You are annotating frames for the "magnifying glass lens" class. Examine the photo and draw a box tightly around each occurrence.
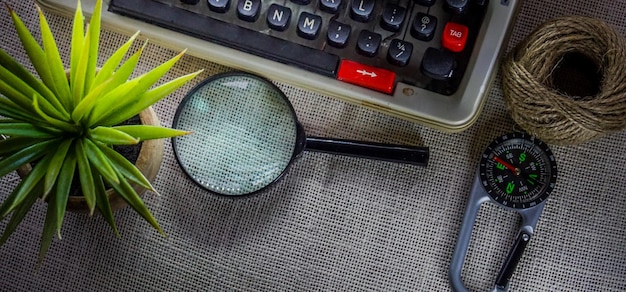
[173,75,297,196]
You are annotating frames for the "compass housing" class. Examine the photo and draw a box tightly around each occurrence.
[478,132,558,209]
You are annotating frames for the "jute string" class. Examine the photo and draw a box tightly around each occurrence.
[502,16,626,145]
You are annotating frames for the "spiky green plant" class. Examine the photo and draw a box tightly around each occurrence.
[0,0,202,262]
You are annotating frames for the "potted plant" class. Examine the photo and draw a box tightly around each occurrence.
[0,0,202,262]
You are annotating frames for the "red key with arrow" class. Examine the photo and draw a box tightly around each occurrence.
[337,60,396,94]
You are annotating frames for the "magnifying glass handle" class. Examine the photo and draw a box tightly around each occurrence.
[305,136,429,166]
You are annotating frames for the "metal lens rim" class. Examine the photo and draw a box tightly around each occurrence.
[171,71,302,197]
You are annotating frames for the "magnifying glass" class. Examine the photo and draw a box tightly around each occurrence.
[172,72,429,196]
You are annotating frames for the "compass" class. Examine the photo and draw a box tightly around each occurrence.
[479,133,557,209]
[450,132,558,292]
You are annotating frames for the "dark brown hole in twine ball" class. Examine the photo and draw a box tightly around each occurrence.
[501,16,626,145]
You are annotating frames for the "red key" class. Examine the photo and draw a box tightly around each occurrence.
[337,60,396,94]
[442,22,469,53]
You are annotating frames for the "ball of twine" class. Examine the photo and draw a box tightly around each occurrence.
[502,16,626,145]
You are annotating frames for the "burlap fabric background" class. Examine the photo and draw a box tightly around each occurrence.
[1,0,624,290]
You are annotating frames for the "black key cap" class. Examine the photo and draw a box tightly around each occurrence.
[421,47,456,80]
[267,4,291,31]
[237,0,261,22]
[380,4,406,32]
[350,0,375,22]
[327,21,351,48]
[208,0,230,13]
[180,0,199,4]
[297,12,322,40]
[414,0,435,6]
[320,0,342,13]
[357,30,381,57]
[411,13,437,41]
[109,0,340,76]
[291,0,311,4]
[444,0,468,14]
[388,39,413,66]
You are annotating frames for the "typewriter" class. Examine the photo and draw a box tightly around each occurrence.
[37,0,520,131]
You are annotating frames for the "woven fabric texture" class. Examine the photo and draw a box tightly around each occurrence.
[1,0,625,291]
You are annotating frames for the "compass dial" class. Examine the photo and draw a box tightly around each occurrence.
[479,132,557,209]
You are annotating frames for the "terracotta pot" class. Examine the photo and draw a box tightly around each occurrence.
[16,107,164,213]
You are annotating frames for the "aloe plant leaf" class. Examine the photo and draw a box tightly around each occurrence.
[93,172,119,237]
[83,138,119,185]
[33,95,79,133]
[0,153,50,218]
[54,150,76,238]
[38,188,60,265]
[114,125,191,141]
[0,122,59,138]
[70,0,84,90]
[0,73,69,122]
[7,6,67,110]
[72,28,91,106]
[71,77,112,122]
[84,0,102,92]
[104,169,164,236]
[92,31,140,89]
[0,138,58,178]
[0,49,60,109]
[75,138,96,215]
[86,78,141,125]
[94,141,154,192]
[88,126,140,145]
[91,50,189,123]
[93,40,147,102]
[0,180,42,247]
[0,96,40,122]
[42,139,73,199]
[36,5,72,111]
[99,69,202,126]
[0,136,47,157]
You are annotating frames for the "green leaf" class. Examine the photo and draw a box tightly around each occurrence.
[0,180,42,247]
[37,5,72,112]
[91,50,189,125]
[54,150,76,238]
[114,125,191,141]
[88,126,140,145]
[42,139,73,199]
[104,169,164,236]
[72,28,91,106]
[0,49,60,110]
[71,77,112,122]
[39,188,60,265]
[86,78,141,125]
[0,71,69,121]
[0,138,58,178]
[0,153,50,218]
[84,0,102,92]
[83,138,119,185]
[75,138,96,215]
[0,136,47,157]
[99,69,203,126]
[8,6,67,110]
[33,95,80,133]
[91,31,140,90]
[93,173,119,237]
[105,39,146,86]
[70,0,84,91]
[0,122,59,138]
[0,96,40,123]
[95,141,154,191]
